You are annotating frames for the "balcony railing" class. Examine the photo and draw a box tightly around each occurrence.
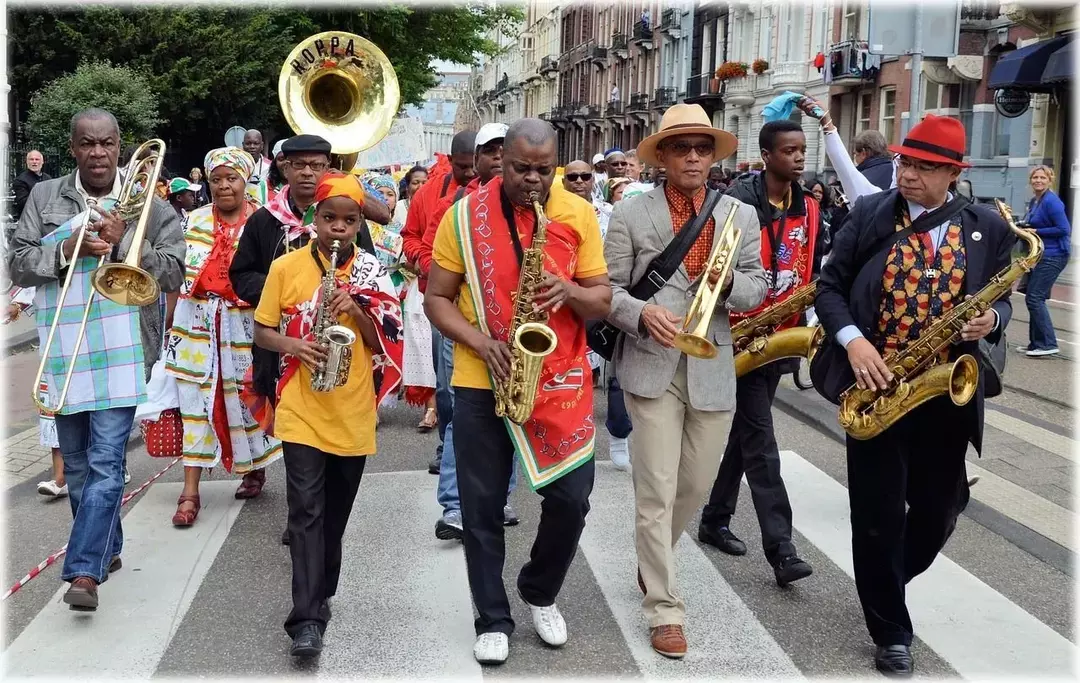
[724,76,756,107]
[606,100,625,117]
[661,8,679,29]
[769,61,808,92]
[589,45,609,62]
[569,101,588,117]
[550,106,568,121]
[828,41,877,84]
[611,32,629,54]
[627,93,650,112]
[540,55,558,73]
[652,87,677,109]
[685,73,721,99]
[632,19,653,42]
[586,104,603,119]
[961,0,1000,21]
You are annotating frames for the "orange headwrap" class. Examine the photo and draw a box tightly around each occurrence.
[314,171,366,209]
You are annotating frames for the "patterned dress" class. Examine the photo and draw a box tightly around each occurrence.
[165,204,282,472]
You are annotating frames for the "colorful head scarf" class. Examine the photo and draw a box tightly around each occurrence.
[314,171,367,209]
[362,172,398,200]
[204,147,256,181]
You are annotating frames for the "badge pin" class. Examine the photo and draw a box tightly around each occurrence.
[972,231,983,242]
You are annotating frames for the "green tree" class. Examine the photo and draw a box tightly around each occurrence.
[9,5,522,172]
[26,61,163,153]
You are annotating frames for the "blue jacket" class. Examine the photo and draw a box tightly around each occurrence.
[856,155,894,191]
[1025,190,1071,258]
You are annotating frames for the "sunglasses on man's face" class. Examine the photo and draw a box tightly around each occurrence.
[662,141,716,157]
[565,172,593,182]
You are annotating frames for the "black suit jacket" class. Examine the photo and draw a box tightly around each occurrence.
[815,189,1016,453]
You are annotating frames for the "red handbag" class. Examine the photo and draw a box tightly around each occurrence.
[141,408,184,458]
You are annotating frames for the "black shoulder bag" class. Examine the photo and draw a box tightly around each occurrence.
[810,196,970,404]
[586,189,723,361]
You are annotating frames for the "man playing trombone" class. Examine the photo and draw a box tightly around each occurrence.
[6,108,185,611]
[603,103,767,658]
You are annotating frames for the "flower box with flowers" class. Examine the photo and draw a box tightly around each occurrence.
[715,61,749,81]
[752,59,769,75]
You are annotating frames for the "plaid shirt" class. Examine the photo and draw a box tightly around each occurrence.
[664,183,716,280]
[35,202,146,414]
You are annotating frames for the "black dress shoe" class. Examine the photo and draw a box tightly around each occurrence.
[428,455,441,475]
[874,644,913,677]
[698,524,747,556]
[281,528,290,546]
[772,555,813,587]
[290,624,323,658]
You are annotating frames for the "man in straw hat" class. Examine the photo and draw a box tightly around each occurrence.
[814,114,1014,676]
[603,102,767,658]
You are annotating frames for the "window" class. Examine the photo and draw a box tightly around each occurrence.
[994,114,1012,157]
[857,91,872,134]
[843,1,865,41]
[879,87,897,145]
[958,81,976,155]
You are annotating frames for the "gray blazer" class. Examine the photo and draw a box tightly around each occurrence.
[7,172,186,374]
[604,187,767,412]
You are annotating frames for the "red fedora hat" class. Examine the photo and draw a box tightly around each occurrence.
[888,114,971,168]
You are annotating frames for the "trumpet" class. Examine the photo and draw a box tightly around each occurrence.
[31,139,166,414]
[673,204,741,360]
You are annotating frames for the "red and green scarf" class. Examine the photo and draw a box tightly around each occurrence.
[245,242,403,435]
[452,176,595,490]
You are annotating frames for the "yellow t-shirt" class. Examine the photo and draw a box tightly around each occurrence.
[253,247,377,456]
[432,186,608,390]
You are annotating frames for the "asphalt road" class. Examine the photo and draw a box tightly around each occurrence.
[1,337,1075,678]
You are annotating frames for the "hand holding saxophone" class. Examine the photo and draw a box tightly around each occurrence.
[959,302,996,341]
[530,270,574,313]
[846,337,893,392]
[289,338,328,371]
[476,337,513,382]
[328,288,364,325]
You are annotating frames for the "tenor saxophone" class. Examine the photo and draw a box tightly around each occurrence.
[494,192,558,424]
[310,240,358,393]
[837,199,1043,440]
[732,281,823,378]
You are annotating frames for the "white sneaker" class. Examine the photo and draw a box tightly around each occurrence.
[524,599,568,647]
[1015,345,1032,354]
[1026,348,1060,357]
[473,632,509,664]
[36,480,67,498]
[609,437,631,471]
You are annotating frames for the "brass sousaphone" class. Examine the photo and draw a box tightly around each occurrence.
[278,31,401,171]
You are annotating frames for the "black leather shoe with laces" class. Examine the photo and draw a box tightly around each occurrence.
[874,644,913,677]
[772,555,813,587]
[290,624,323,658]
[697,524,747,556]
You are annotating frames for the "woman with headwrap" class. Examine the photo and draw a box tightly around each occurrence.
[164,147,282,526]
[360,172,438,430]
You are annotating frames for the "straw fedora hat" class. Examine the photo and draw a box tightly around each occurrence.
[638,103,738,167]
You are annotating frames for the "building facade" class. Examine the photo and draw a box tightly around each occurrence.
[407,63,471,157]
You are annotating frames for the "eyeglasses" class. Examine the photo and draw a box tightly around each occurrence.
[895,155,948,174]
[288,160,330,172]
[565,173,593,182]
[660,141,715,157]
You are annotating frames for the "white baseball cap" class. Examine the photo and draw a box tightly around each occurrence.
[272,139,286,158]
[476,123,509,150]
[592,153,605,165]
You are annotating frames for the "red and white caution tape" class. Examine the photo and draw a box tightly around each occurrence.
[2,456,182,601]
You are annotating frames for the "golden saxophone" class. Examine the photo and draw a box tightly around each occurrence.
[838,199,1043,440]
[732,281,823,378]
[310,240,357,392]
[494,192,558,424]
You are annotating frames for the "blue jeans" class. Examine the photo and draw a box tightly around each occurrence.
[55,406,135,583]
[437,335,517,514]
[433,327,453,452]
[606,376,633,439]
[1026,254,1068,350]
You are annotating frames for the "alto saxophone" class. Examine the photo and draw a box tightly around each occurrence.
[838,199,1043,440]
[731,281,823,378]
[494,192,559,425]
[310,239,358,393]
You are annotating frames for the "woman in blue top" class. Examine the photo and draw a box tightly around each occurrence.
[1021,165,1071,356]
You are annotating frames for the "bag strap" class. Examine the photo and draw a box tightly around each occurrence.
[439,174,453,198]
[862,195,969,263]
[627,189,723,301]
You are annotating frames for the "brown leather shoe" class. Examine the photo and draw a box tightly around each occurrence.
[63,577,99,611]
[651,624,687,659]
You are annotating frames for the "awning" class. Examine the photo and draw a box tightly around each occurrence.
[1042,39,1074,85]
[988,35,1070,92]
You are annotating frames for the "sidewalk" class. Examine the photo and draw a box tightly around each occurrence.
[2,315,37,354]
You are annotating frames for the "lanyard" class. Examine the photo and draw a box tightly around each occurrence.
[310,239,354,277]
[498,189,528,268]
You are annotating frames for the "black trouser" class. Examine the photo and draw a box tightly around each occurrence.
[701,364,795,563]
[846,397,971,646]
[453,388,595,636]
[283,441,367,638]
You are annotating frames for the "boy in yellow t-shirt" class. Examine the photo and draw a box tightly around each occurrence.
[253,172,403,659]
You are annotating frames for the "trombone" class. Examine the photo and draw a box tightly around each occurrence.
[673,204,741,360]
[31,139,166,414]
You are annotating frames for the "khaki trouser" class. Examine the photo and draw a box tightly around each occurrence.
[624,358,734,627]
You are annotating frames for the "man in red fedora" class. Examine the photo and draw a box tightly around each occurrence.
[603,102,767,658]
[814,114,1016,676]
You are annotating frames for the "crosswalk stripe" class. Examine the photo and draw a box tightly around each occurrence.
[985,409,1075,462]
[318,470,482,679]
[964,460,1076,552]
[0,481,245,678]
[780,450,1077,678]
[579,462,803,678]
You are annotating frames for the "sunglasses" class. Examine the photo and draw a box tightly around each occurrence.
[565,172,593,182]
[660,140,716,157]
